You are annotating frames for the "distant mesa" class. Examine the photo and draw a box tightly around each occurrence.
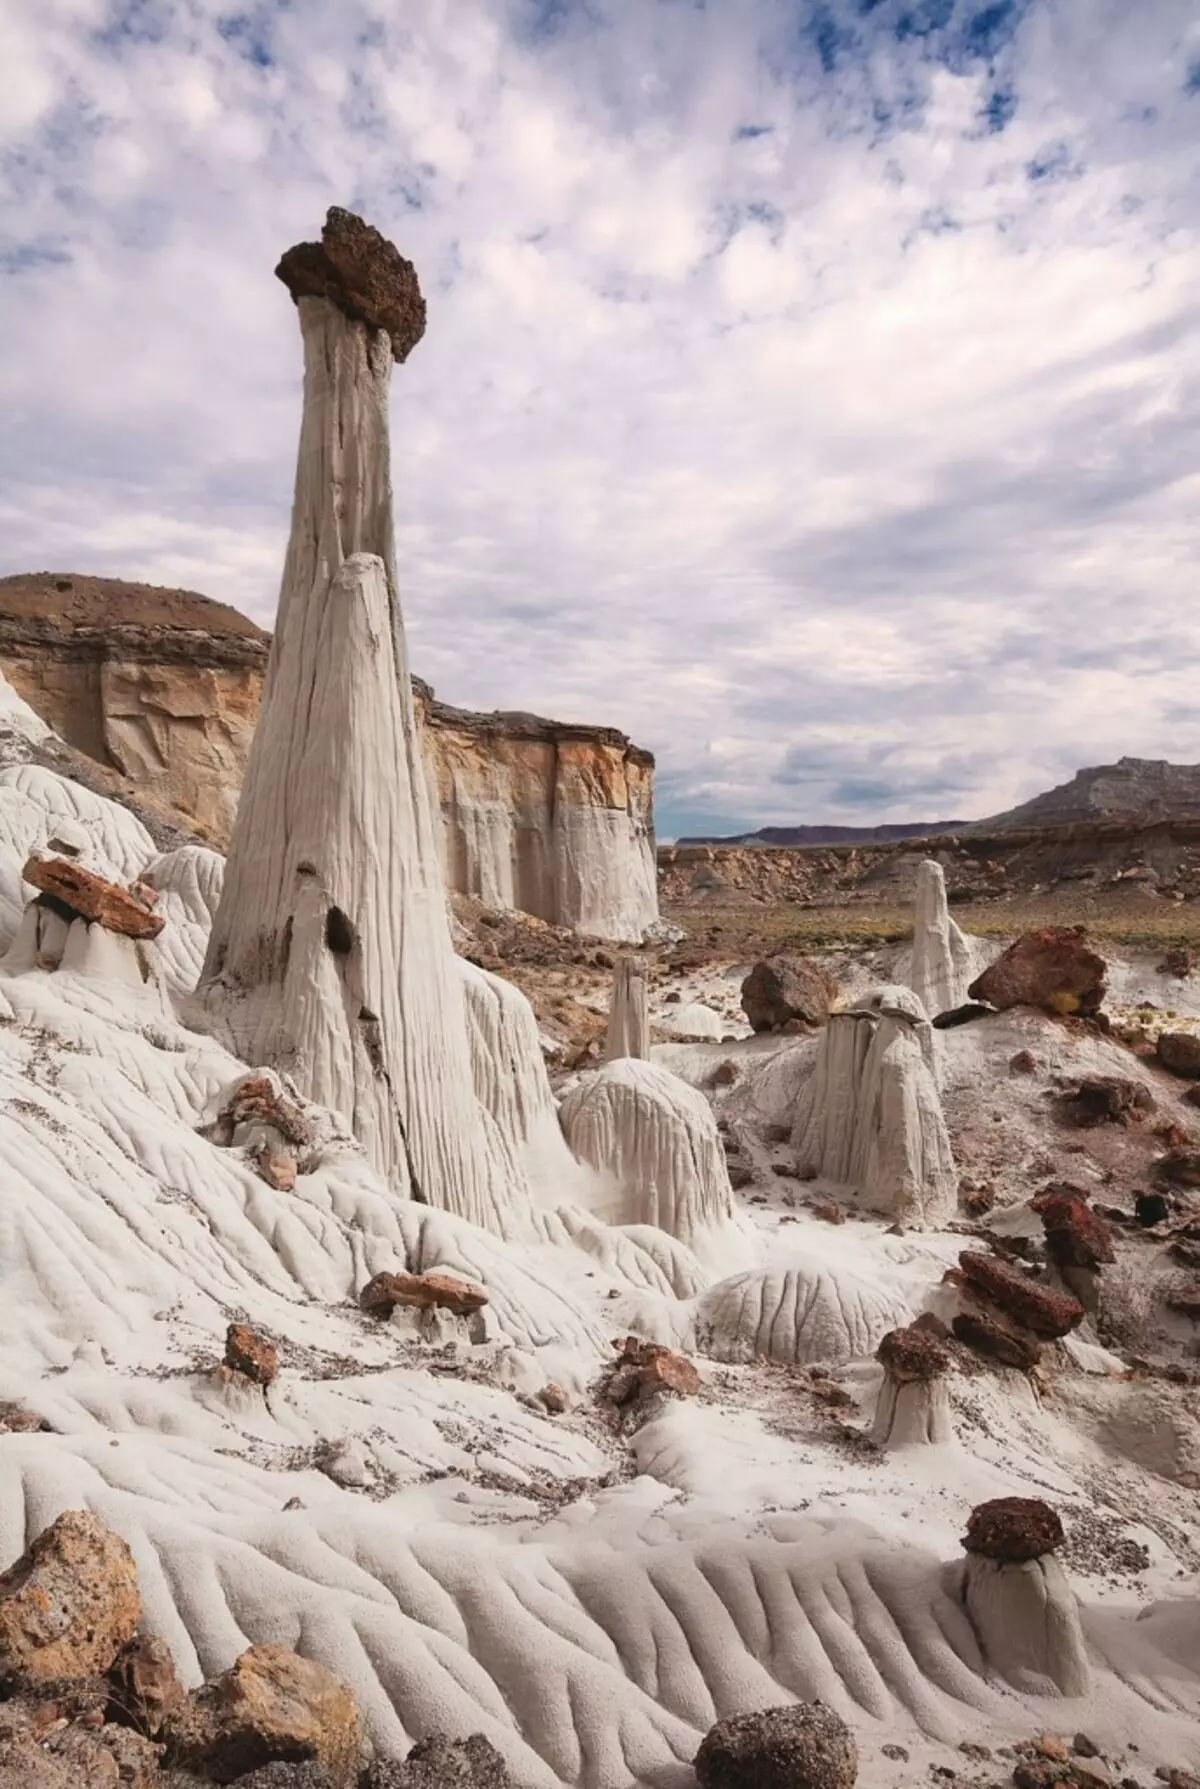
[679,819,967,847]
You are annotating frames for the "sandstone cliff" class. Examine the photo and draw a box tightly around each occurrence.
[0,572,658,941]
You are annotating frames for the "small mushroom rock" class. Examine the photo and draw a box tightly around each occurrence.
[275,205,427,363]
[694,1701,858,1789]
[164,1643,360,1786]
[968,928,1106,1018]
[959,1498,1089,1697]
[225,1323,279,1388]
[0,1510,141,1682]
[359,1270,488,1318]
[958,1252,1085,1340]
[872,1323,953,1448]
[22,855,166,941]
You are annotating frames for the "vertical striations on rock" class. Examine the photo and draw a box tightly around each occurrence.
[908,858,975,1019]
[604,953,651,1061]
[194,209,526,1235]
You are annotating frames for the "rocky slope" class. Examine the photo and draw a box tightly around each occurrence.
[0,572,657,941]
[976,756,1200,830]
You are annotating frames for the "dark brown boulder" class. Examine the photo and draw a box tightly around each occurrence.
[225,1324,278,1388]
[111,1633,187,1736]
[276,208,426,363]
[958,1252,1084,1339]
[164,1644,359,1786]
[876,1325,950,1382]
[968,929,1106,1017]
[740,957,836,1032]
[1157,1032,1200,1078]
[359,1732,514,1787]
[694,1702,858,1789]
[1032,1190,1115,1271]
[963,1496,1064,1562]
[23,856,165,940]
[1060,1078,1152,1128]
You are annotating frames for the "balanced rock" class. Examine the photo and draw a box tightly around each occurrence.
[23,855,165,940]
[741,957,836,1032]
[958,1252,1085,1339]
[165,1644,359,1786]
[952,1312,1042,1370]
[1156,1032,1200,1078]
[968,928,1106,1017]
[359,1270,487,1318]
[873,1323,953,1448]
[0,1510,140,1682]
[964,1497,1064,1562]
[225,1323,279,1387]
[694,1701,858,1789]
[360,1732,514,1787]
[275,206,426,362]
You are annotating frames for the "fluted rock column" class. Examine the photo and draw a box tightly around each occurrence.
[909,859,974,1020]
[194,209,524,1235]
[603,953,650,1061]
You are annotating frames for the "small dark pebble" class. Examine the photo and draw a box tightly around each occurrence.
[883,1744,910,1763]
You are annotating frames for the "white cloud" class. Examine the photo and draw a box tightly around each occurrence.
[1,0,1199,837]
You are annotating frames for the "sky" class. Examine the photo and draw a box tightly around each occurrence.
[1,0,1199,841]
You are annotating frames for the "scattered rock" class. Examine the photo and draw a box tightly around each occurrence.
[1072,1738,1103,1760]
[1135,1192,1171,1226]
[931,1002,995,1030]
[165,1644,360,1786]
[359,1731,514,1786]
[740,957,836,1033]
[963,1497,1064,1562]
[0,1511,140,1683]
[111,1633,187,1737]
[359,1271,487,1318]
[1032,1190,1115,1271]
[968,928,1106,1017]
[694,1701,858,1789]
[1157,948,1195,978]
[225,1324,278,1388]
[606,1336,702,1404]
[1155,1151,1200,1189]
[1061,1078,1152,1128]
[228,1764,336,1788]
[811,1203,846,1226]
[1010,1051,1038,1075]
[1156,1032,1200,1078]
[882,1744,909,1763]
[209,1075,316,1152]
[958,1251,1085,1339]
[953,1309,1043,1368]
[23,855,165,940]
[537,1383,569,1415]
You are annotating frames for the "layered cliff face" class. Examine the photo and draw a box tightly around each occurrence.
[0,571,658,941]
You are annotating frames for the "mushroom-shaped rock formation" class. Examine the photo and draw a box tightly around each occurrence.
[959,1497,1090,1697]
[872,1322,954,1448]
[968,927,1106,1017]
[558,1058,750,1264]
[695,1701,858,1789]
[791,984,957,1227]
[907,859,975,1018]
[696,1259,911,1367]
[603,952,650,1061]
[194,213,532,1237]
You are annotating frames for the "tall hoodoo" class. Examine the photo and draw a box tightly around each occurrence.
[908,859,974,1018]
[959,1497,1090,1697]
[603,953,651,1061]
[194,209,522,1234]
[791,984,957,1227]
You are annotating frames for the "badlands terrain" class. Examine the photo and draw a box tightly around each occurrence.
[0,209,1198,1789]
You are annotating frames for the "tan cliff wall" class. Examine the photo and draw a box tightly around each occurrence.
[0,572,658,941]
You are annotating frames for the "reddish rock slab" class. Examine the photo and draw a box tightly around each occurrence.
[23,856,165,940]
[877,1324,950,1382]
[1032,1189,1115,1271]
[225,1324,278,1388]
[963,1496,1064,1561]
[958,1251,1085,1339]
[276,208,426,364]
[0,1511,140,1682]
[218,1076,315,1151]
[952,1311,1042,1370]
[607,1336,702,1403]
[359,1271,487,1319]
[164,1644,360,1786]
[968,928,1106,1017]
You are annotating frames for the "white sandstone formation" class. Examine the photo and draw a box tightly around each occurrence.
[791,983,957,1227]
[695,1258,912,1366]
[603,953,650,1061]
[193,211,529,1236]
[963,1551,1091,1696]
[558,1058,751,1267]
[908,859,974,1018]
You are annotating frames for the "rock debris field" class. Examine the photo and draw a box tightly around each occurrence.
[0,210,1198,1789]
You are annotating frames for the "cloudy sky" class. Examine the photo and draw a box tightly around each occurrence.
[2,0,1199,839]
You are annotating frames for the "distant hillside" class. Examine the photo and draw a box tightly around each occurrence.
[975,757,1200,831]
[677,819,967,847]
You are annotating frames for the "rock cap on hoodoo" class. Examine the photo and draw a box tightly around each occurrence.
[962,1496,1064,1562]
[276,207,426,362]
[877,1323,950,1382]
